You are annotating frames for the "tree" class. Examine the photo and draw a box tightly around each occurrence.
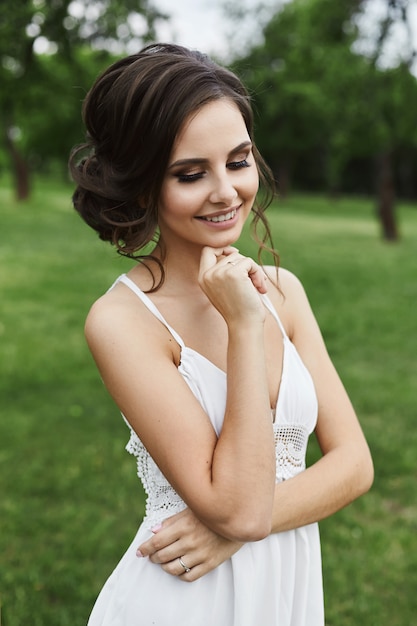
[233,0,369,195]
[354,0,417,239]
[232,0,417,239]
[0,0,166,200]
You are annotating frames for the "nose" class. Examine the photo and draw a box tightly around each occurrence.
[208,171,238,205]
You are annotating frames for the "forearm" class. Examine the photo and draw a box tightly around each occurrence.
[139,442,372,581]
[209,324,275,539]
[270,441,374,533]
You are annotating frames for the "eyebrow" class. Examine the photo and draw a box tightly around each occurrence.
[168,141,253,170]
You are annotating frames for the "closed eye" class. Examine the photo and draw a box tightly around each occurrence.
[176,171,205,183]
[227,158,250,170]
[175,157,250,183]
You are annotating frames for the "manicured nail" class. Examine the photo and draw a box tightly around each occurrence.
[151,523,162,533]
[136,549,143,557]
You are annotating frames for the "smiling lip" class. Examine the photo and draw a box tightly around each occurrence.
[196,208,239,223]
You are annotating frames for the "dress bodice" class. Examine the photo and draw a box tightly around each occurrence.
[113,274,318,528]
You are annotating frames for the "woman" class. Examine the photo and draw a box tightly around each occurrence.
[69,43,373,626]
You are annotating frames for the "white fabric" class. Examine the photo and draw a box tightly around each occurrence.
[87,273,324,626]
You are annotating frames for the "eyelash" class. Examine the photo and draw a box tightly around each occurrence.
[176,159,250,183]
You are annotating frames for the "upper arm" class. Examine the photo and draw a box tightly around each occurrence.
[265,267,371,457]
[84,293,219,517]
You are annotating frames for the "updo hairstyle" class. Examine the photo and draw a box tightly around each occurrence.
[69,43,276,288]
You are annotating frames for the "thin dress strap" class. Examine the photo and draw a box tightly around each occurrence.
[114,275,286,344]
[115,274,186,348]
[261,293,288,339]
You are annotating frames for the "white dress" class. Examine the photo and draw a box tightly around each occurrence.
[87,274,324,626]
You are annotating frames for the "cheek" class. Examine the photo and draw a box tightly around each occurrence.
[159,184,204,219]
[245,169,260,200]
[158,184,184,218]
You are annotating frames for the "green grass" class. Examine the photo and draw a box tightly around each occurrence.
[1,178,416,624]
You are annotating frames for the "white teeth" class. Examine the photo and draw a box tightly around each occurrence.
[203,209,236,223]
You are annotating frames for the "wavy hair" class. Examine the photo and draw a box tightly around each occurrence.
[69,43,278,290]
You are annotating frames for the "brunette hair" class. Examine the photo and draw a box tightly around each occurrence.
[69,43,277,290]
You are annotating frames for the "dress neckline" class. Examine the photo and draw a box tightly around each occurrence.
[115,273,288,417]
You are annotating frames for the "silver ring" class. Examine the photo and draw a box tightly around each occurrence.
[178,557,191,573]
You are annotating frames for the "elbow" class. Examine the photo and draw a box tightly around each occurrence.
[219,511,272,543]
[353,446,374,498]
[360,451,374,495]
[236,520,272,543]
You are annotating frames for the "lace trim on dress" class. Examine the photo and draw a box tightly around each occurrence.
[274,424,309,482]
[125,430,187,528]
[125,422,310,528]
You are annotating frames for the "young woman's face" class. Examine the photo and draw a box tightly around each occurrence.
[157,99,259,252]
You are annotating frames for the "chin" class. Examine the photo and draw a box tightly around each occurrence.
[206,235,240,249]
[211,226,244,248]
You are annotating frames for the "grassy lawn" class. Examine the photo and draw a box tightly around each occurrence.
[1,178,416,624]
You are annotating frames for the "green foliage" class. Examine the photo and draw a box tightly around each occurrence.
[20,47,118,170]
[2,0,417,203]
[1,178,417,624]
[232,0,417,197]
[0,0,167,184]
[0,0,163,63]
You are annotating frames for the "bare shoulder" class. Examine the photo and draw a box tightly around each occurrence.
[265,265,306,297]
[84,281,175,366]
[264,266,312,339]
[85,282,137,342]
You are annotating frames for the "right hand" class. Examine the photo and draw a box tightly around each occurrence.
[137,508,243,582]
[198,246,268,325]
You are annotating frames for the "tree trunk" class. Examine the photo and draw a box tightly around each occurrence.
[277,163,290,198]
[376,151,398,241]
[4,128,30,201]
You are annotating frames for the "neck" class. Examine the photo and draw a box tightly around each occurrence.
[143,240,205,297]
[164,246,205,296]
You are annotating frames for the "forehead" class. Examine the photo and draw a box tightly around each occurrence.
[171,99,250,158]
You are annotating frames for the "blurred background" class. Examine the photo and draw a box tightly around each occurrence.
[2,0,417,233]
[1,1,416,624]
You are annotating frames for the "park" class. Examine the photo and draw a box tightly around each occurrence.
[1,1,417,624]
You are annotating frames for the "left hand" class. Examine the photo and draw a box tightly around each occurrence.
[137,508,243,582]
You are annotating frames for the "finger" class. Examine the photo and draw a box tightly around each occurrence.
[214,251,243,268]
[161,559,208,583]
[248,264,268,294]
[138,507,201,559]
[179,563,209,582]
[223,256,268,295]
[199,246,239,276]
[218,246,239,260]
[137,525,179,558]
[148,540,187,565]
[160,554,193,576]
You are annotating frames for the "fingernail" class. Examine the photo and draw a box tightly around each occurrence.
[136,549,144,557]
[151,523,162,533]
